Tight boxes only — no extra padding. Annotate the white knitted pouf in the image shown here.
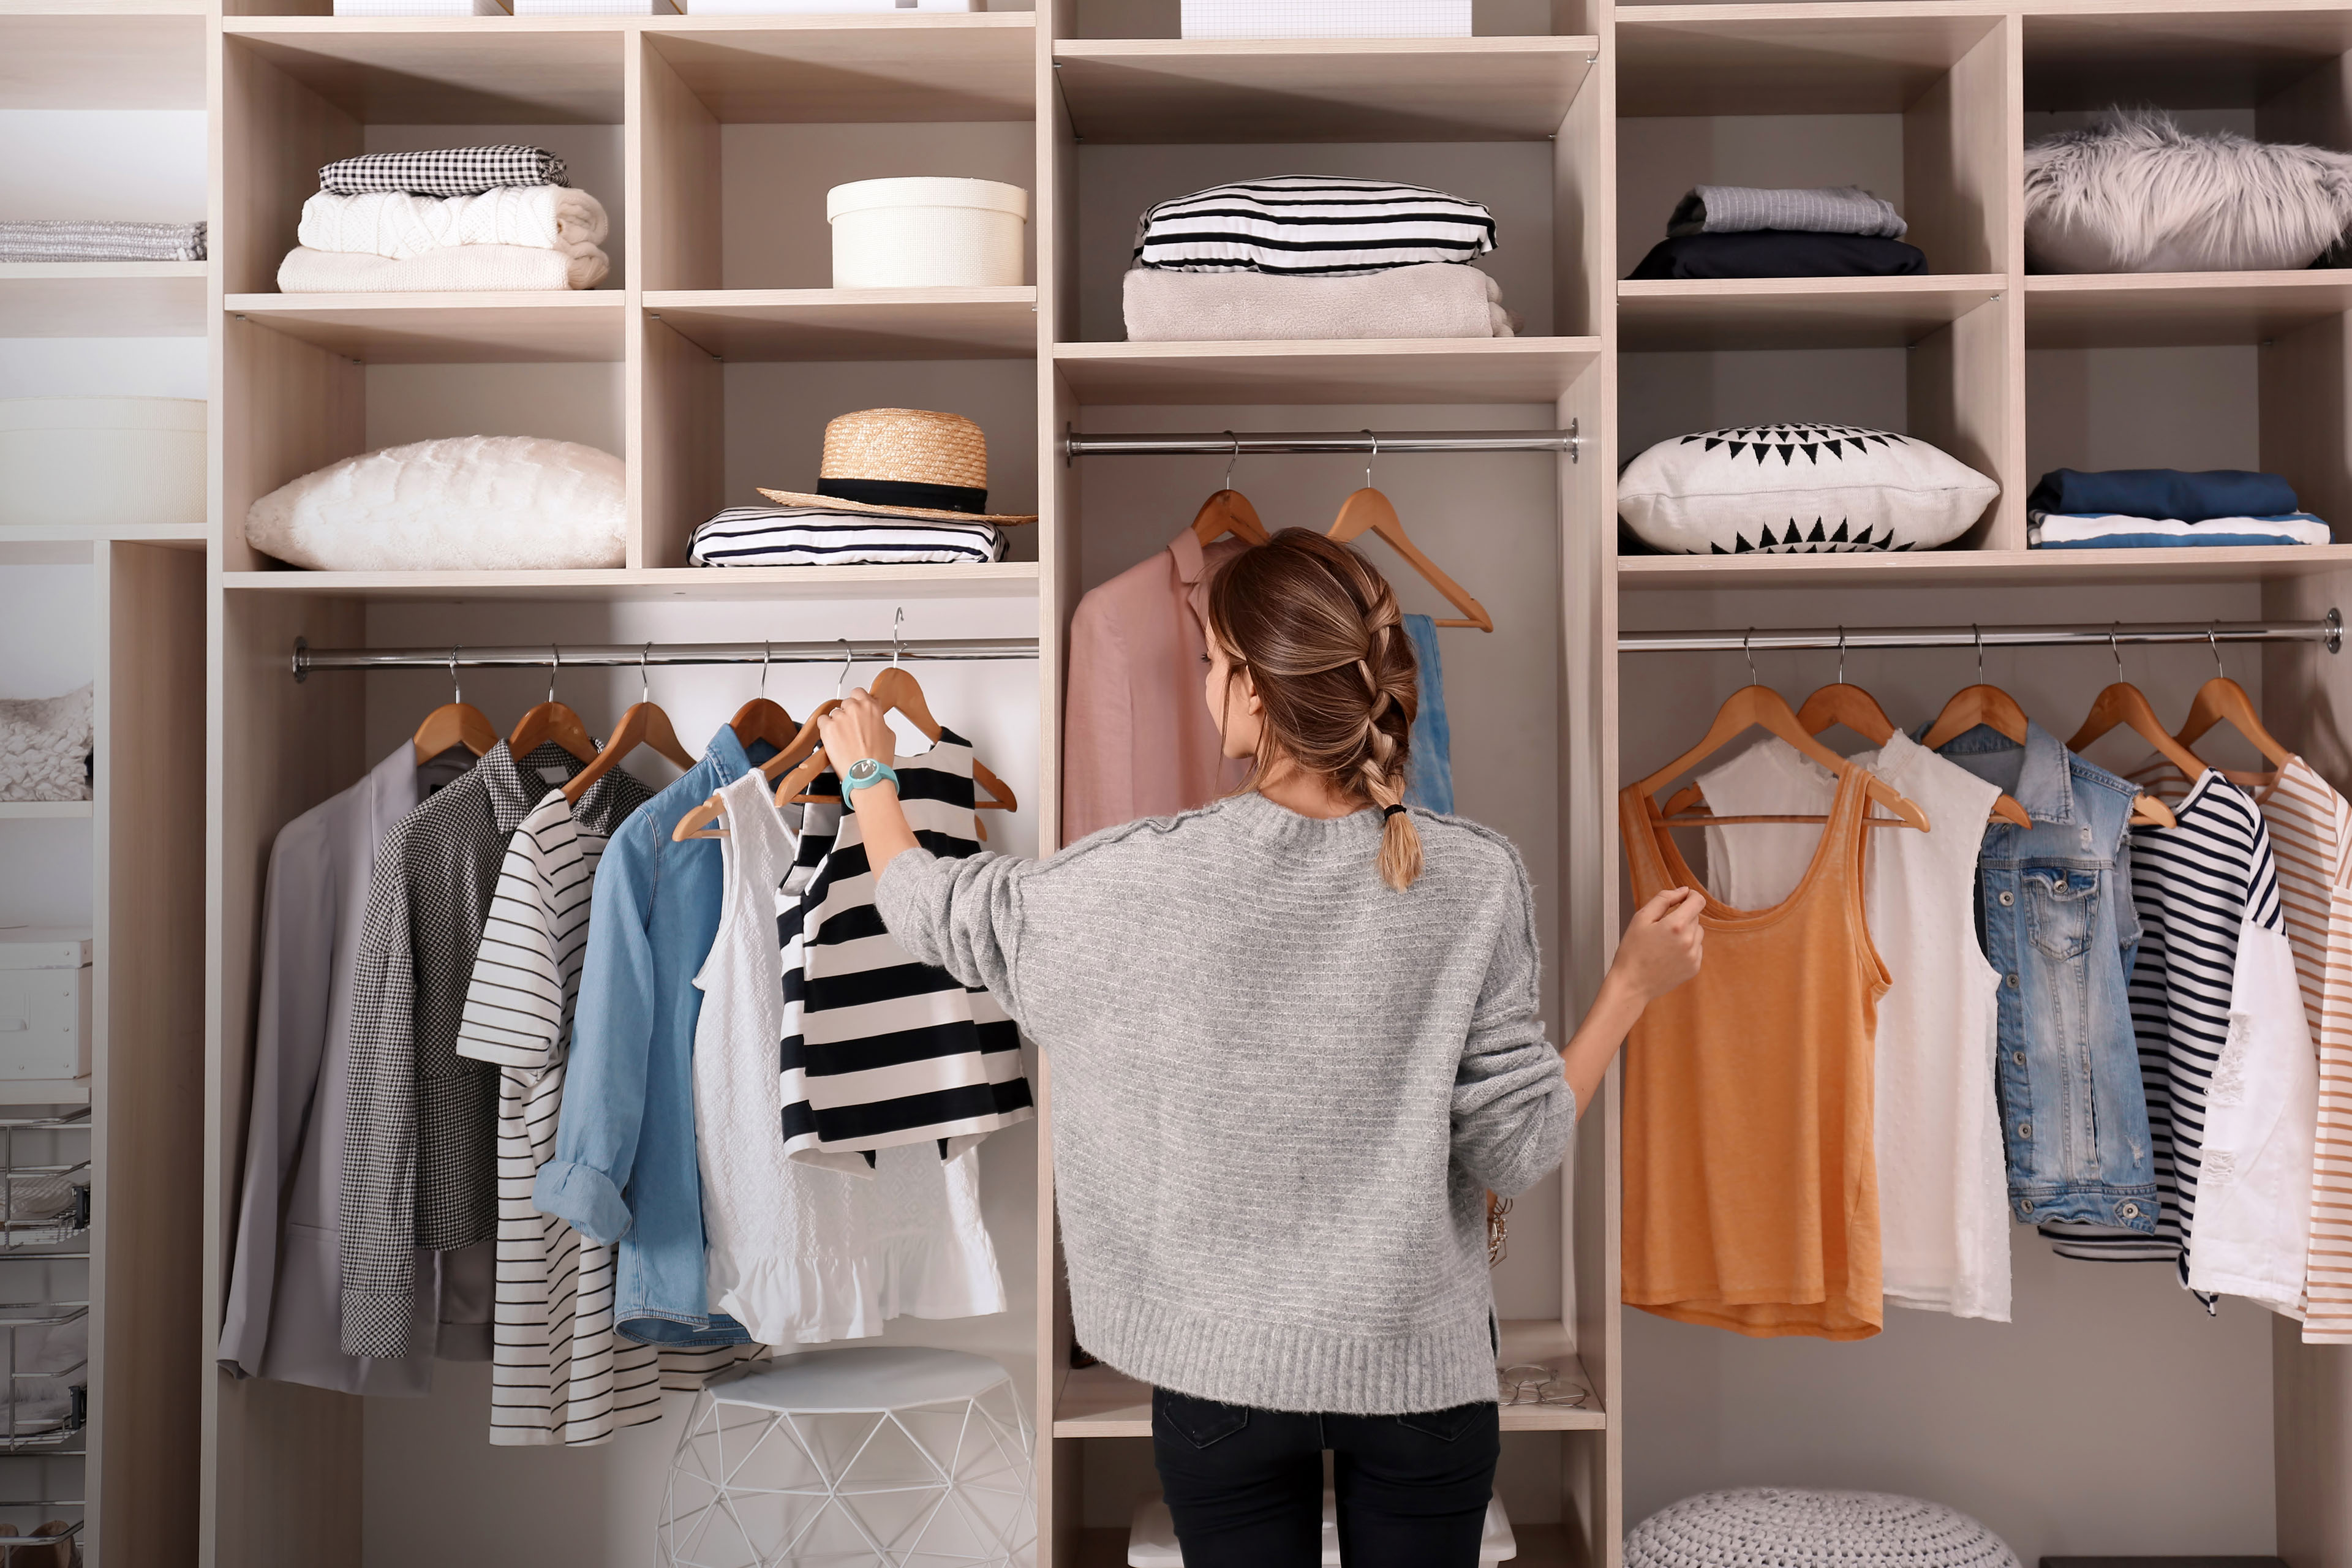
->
[1626,1488,2020,1568]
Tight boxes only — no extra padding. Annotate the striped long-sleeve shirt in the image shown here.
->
[456,780,758,1446]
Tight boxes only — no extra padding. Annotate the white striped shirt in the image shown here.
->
[2233,757,2345,1335]
[1133,176,1498,276]
[779,731,1033,1169]
[2041,767,2284,1294]
[456,784,758,1446]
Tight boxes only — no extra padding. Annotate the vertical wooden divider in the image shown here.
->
[1036,8,1079,1562]
[93,541,207,1568]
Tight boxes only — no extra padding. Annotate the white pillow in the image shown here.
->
[2024,110,2352,273]
[1618,425,1997,555]
[244,434,624,571]
[0,685,92,803]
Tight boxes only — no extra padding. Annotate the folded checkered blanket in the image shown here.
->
[318,146,568,198]
[0,220,205,262]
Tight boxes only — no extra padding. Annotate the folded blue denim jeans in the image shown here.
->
[1933,722,2158,1232]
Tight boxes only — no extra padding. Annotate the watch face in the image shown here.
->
[846,758,880,784]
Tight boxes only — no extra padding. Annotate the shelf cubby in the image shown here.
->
[1051,36,1600,144]
[1616,5,2011,281]
[637,21,1035,296]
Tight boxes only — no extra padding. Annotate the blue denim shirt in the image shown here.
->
[535,725,771,1345]
[1401,613,1455,815]
[1934,722,2157,1232]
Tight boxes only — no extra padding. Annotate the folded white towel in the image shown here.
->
[297,186,609,262]
[277,243,608,292]
[1122,261,1513,342]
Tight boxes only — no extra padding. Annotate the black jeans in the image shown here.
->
[1150,1389,1501,1567]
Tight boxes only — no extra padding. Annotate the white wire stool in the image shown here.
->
[660,1346,1036,1568]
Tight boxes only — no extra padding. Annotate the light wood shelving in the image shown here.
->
[192,2,2352,1567]
[0,263,209,337]
[0,7,206,108]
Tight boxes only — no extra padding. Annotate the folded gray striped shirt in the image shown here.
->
[1667,186,1907,240]
[0,220,205,262]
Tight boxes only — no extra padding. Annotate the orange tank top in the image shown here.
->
[1619,763,1890,1340]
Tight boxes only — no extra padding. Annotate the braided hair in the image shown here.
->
[1205,528,1425,891]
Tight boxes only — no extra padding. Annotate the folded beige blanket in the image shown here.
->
[297,186,609,262]
[277,243,609,292]
[1123,262,1515,342]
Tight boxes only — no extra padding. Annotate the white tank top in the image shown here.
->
[691,769,1006,1347]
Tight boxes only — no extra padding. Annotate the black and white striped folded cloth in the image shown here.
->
[0,219,205,262]
[318,146,570,197]
[1134,175,1497,276]
[688,507,1006,567]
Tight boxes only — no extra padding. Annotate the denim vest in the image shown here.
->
[1933,723,2157,1232]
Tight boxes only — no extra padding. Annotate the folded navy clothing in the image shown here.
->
[1627,231,1928,280]
[2026,468,2299,524]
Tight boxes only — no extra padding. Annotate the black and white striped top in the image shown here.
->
[779,731,1034,1168]
[689,507,1005,568]
[456,783,759,1445]
[2041,766,2284,1289]
[1133,176,1498,277]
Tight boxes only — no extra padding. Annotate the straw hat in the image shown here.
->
[758,407,1036,524]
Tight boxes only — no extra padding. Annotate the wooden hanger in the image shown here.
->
[562,646,698,805]
[1325,439,1493,631]
[674,643,859,843]
[507,647,598,764]
[729,644,800,758]
[2174,631,2292,771]
[1192,440,1272,546]
[1637,684,1929,832]
[412,646,499,767]
[1921,682,2029,752]
[1664,673,2034,829]
[778,663,1019,818]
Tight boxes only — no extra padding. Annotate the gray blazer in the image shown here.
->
[217,743,491,1394]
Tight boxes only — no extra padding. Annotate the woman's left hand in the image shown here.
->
[817,688,898,774]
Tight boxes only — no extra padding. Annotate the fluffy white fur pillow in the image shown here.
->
[245,435,625,571]
[2025,110,2352,273]
[0,685,92,802]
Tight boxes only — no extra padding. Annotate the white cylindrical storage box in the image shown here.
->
[0,397,206,529]
[827,177,1029,289]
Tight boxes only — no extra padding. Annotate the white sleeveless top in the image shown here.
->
[691,770,1006,1348]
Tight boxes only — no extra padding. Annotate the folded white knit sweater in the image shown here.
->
[277,241,609,292]
[1123,261,1514,342]
[297,186,609,262]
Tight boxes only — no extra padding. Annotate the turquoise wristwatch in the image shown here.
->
[842,756,900,797]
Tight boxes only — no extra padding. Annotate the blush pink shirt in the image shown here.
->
[1061,529,1250,845]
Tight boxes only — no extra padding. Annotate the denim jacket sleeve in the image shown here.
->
[533,818,657,1245]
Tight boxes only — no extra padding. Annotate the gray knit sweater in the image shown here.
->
[874,791,1572,1415]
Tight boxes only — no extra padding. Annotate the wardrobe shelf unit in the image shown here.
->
[642,287,1039,360]
[1616,546,2352,587]
[1049,36,1602,143]
[1052,339,1605,404]
[1618,275,2008,351]
[0,264,209,338]
[219,563,1044,601]
[2024,273,2352,349]
[224,294,624,363]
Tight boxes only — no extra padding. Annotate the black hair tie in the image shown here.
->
[1383,804,1407,820]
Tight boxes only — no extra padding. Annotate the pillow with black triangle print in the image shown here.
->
[1618,424,1999,554]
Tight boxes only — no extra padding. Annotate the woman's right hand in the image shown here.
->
[1609,886,1706,1004]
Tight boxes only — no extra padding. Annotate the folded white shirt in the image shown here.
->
[2029,510,2332,546]
[277,243,609,292]
[298,186,609,263]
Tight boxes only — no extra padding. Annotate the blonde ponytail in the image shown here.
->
[1206,529,1426,891]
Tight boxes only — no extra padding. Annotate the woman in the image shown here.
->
[818,529,1703,1567]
